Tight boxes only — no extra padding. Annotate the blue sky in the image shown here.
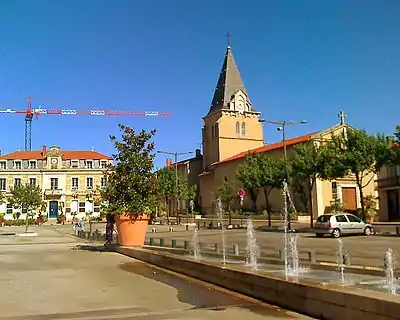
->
[1,0,399,168]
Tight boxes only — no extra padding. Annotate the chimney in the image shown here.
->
[42,145,47,155]
[166,159,172,167]
[387,136,394,147]
[195,149,201,158]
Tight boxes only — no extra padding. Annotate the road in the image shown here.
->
[143,226,400,268]
[0,225,312,319]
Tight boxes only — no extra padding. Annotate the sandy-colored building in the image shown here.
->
[169,44,377,220]
[0,145,112,221]
[376,139,400,221]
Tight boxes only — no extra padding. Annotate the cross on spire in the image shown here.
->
[338,110,346,125]
[226,32,232,48]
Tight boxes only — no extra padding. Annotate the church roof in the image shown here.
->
[208,46,254,114]
[213,132,318,166]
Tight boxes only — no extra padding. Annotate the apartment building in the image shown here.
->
[0,145,112,220]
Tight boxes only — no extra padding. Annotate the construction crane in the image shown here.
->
[0,96,172,151]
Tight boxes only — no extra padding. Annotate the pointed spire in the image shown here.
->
[208,46,253,114]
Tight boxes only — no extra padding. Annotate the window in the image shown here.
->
[241,122,246,136]
[100,161,107,168]
[0,162,6,169]
[86,177,93,189]
[86,161,93,169]
[317,215,331,223]
[72,178,79,190]
[79,201,85,213]
[14,178,21,186]
[0,178,6,191]
[71,161,79,169]
[215,123,219,137]
[29,161,36,169]
[29,178,36,187]
[50,178,58,190]
[236,121,240,135]
[6,203,12,215]
[335,215,348,223]
[346,214,362,223]
[101,177,107,188]
[15,161,21,169]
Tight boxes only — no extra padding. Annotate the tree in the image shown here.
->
[218,179,237,225]
[257,155,286,227]
[156,167,176,219]
[236,154,263,211]
[177,177,197,212]
[290,142,342,227]
[326,129,391,219]
[7,183,43,233]
[101,125,158,219]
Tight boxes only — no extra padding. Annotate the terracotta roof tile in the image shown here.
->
[214,132,317,166]
[0,150,112,161]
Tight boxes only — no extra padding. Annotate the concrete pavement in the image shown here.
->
[0,226,312,319]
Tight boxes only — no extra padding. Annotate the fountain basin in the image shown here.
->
[117,246,400,320]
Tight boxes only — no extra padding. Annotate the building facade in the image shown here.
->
[376,162,400,221]
[166,43,378,220]
[0,145,112,220]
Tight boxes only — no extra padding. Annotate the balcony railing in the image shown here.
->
[376,176,400,189]
[44,189,63,195]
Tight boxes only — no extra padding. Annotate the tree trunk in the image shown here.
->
[25,212,29,233]
[228,204,232,225]
[249,189,257,212]
[356,174,365,220]
[263,187,272,228]
[308,179,315,228]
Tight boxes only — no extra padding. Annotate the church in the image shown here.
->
[169,44,378,219]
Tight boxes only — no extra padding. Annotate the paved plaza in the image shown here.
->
[0,225,311,319]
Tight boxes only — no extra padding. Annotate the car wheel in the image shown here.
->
[316,233,323,238]
[331,228,341,238]
[364,227,372,236]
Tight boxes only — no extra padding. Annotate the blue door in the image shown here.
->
[49,201,58,219]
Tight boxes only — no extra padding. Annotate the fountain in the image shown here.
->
[383,248,398,294]
[288,234,300,276]
[191,228,201,261]
[216,198,227,265]
[282,180,290,278]
[246,218,258,270]
[336,238,350,284]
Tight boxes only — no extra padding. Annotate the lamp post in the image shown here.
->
[258,119,308,231]
[157,150,193,224]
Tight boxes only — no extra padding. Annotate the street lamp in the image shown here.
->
[157,150,193,224]
[259,119,308,230]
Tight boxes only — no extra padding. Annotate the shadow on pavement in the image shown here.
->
[71,244,116,252]
[119,261,302,318]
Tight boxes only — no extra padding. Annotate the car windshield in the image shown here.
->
[317,215,331,223]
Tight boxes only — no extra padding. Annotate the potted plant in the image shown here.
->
[0,212,5,227]
[363,195,378,223]
[101,124,157,246]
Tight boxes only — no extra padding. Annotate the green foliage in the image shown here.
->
[156,167,176,199]
[236,153,263,190]
[101,124,158,219]
[7,183,43,232]
[218,179,237,211]
[325,198,345,214]
[363,195,378,217]
[326,129,391,217]
[178,180,197,202]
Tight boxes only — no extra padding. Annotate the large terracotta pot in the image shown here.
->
[114,213,149,246]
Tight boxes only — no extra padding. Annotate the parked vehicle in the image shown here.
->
[314,213,373,238]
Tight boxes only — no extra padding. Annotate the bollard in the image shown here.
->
[396,226,400,236]
[152,227,157,233]
[168,227,174,232]
[233,244,239,256]
[185,225,189,231]
[278,249,284,260]
[214,243,220,253]
[149,238,155,246]
[159,238,165,247]
[171,239,177,248]
[197,221,200,230]
[307,250,317,264]
[184,240,190,250]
